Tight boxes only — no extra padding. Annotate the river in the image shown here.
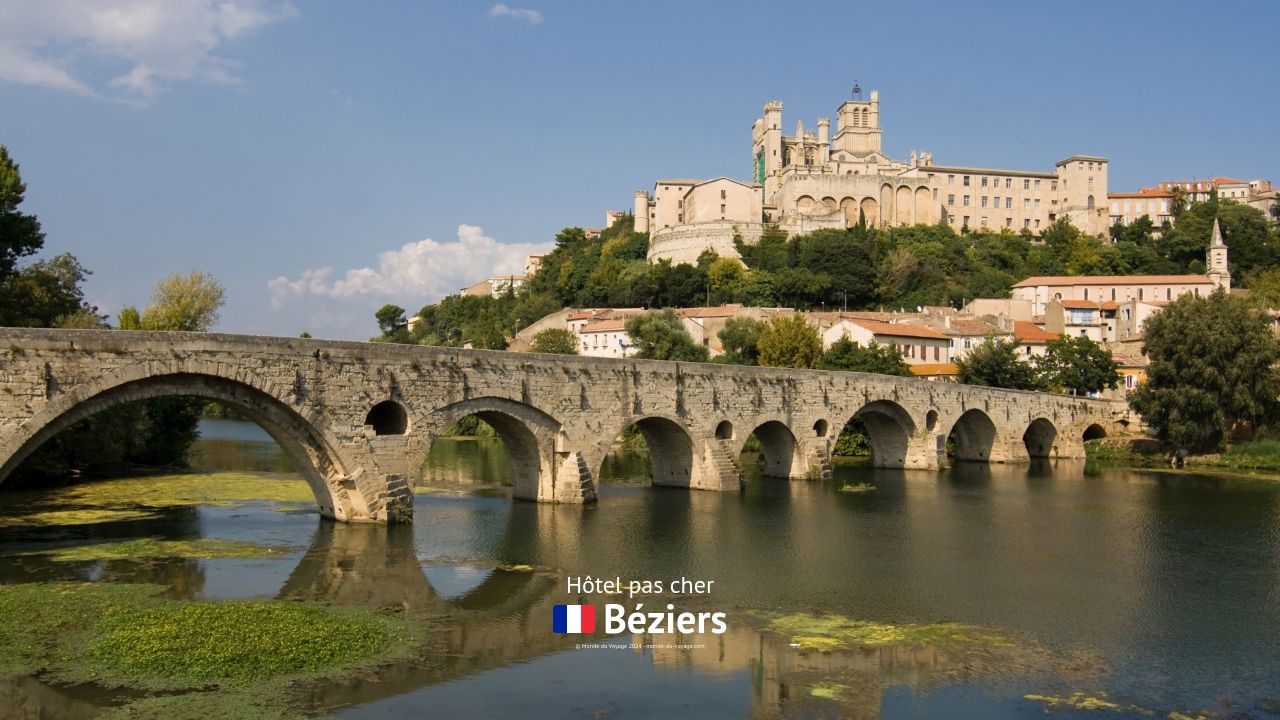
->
[0,418,1278,718]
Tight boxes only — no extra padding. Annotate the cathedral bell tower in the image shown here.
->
[1206,217,1231,290]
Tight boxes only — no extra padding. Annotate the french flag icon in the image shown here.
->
[553,604,596,634]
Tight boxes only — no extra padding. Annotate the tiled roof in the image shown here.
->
[1013,275,1211,288]
[847,318,950,340]
[1014,321,1058,342]
[910,363,959,376]
[580,320,628,333]
[1059,299,1101,309]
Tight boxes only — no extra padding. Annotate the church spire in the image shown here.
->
[1209,217,1226,248]
[1206,217,1231,290]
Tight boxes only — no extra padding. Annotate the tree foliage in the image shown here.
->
[716,317,763,365]
[955,338,1044,391]
[1130,290,1280,451]
[139,271,225,332]
[624,309,709,362]
[757,313,822,369]
[530,328,578,354]
[1036,335,1120,395]
[818,336,912,376]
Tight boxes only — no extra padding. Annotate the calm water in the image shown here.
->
[1,420,1279,718]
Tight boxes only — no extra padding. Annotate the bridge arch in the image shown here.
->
[601,415,696,489]
[1023,418,1058,458]
[424,397,563,502]
[740,420,802,478]
[0,370,366,521]
[946,408,998,463]
[850,400,916,468]
[1082,423,1107,441]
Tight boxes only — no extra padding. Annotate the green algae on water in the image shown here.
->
[0,507,164,527]
[0,582,414,692]
[1023,692,1154,715]
[0,472,316,527]
[87,600,406,685]
[21,538,294,563]
[809,681,850,700]
[757,611,1011,651]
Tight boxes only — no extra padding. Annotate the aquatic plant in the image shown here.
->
[87,600,404,684]
[22,538,293,562]
[1023,692,1153,715]
[758,611,1009,651]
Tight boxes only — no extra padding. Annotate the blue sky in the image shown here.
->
[1,1,1276,339]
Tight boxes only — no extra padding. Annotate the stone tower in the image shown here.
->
[634,190,650,234]
[831,89,882,157]
[752,101,785,198]
[1206,217,1231,290]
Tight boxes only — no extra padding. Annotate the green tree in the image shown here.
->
[0,253,96,327]
[818,336,911,376]
[716,317,763,365]
[118,306,143,330]
[1130,290,1280,451]
[757,313,822,369]
[530,328,578,354]
[0,145,45,281]
[624,309,709,362]
[140,271,225,331]
[1036,335,1120,395]
[955,338,1044,390]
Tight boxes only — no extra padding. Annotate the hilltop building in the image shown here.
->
[639,90,1111,264]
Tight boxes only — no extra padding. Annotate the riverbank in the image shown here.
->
[1086,438,1280,477]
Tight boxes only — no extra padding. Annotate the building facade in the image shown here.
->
[640,90,1111,264]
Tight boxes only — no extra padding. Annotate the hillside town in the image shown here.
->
[430,91,1277,403]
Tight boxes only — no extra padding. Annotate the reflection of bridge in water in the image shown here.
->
[0,479,1104,719]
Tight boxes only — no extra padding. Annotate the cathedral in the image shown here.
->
[639,90,1111,264]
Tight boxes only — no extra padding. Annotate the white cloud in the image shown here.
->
[267,224,551,312]
[0,0,296,99]
[488,4,543,25]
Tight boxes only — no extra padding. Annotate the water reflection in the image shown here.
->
[2,422,1280,718]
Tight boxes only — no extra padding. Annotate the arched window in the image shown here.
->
[1087,195,1096,209]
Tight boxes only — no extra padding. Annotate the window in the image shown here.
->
[947,194,955,206]
[933,188,938,200]
[1035,180,1041,189]
[1006,217,1012,227]
[1024,219,1031,228]
[720,189,726,199]
[1111,288,1116,301]
[1035,219,1041,228]
[981,196,988,208]
[948,174,955,185]
[963,195,970,206]
[1126,375,1136,389]
[963,175,970,186]
[1088,177,1094,189]
[1023,198,1031,210]
[1006,196,1012,208]
[1005,178,1012,189]
[934,346,940,361]
[981,216,988,226]
[1023,179,1030,190]
[1051,181,1058,191]
[1166,288,1171,300]
[963,215,970,227]
[981,177,988,187]
[1138,288,1144,301]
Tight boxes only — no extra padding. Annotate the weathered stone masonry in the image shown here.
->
[0,329,1131,522]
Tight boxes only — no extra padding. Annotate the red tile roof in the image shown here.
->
[910,363,959,376]
[1059,299,1101,309]
[846,318,949,340]
[1014,321,1059,343]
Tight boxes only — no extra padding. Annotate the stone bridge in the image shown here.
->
[0,328,1132,522]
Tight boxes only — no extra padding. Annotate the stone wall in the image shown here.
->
[0,328,1131,523]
